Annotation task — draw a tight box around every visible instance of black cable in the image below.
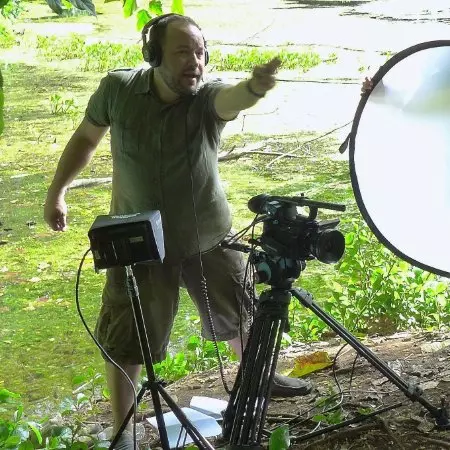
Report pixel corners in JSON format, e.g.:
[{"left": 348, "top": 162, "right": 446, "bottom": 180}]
[
  {"left": 75, "top": 248, "right": 138, "bottom": 450},
  {"left": 234, "top": 217, "right": 260, "bottom": 360},
  {"left": 348, "top": 353, "right": 360, "bottom": 394},
  {"left": 184, "top": 111, "right": 232, "bottom": 395}
]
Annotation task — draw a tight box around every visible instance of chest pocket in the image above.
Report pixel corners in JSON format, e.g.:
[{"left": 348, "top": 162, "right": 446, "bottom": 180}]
[{"left": 120, "top": 126, "right": 142, "bottom": 157}]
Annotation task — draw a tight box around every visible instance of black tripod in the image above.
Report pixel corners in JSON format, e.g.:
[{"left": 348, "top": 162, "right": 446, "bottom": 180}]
[
  {"left": 109, "top": 265, "right": 214, "bottom": 450},
  {"left": 221, "top": 257, "right": 449, "bottom": 449}
]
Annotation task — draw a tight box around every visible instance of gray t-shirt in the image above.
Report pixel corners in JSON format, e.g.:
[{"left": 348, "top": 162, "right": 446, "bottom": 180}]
[{"left": 85, "top": 68, "right": 232, "bottom": 261}]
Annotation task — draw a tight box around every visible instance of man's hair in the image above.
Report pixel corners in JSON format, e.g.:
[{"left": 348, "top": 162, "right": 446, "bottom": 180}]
[{"left": 149, "top": 15, "right": 203, "bottom": 49}]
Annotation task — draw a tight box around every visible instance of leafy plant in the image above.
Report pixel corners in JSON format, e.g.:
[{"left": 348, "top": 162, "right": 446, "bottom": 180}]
[
  {"left": 269, "top": 425, "right": 290, "bottom": 450},
  {"left": 46, "top": 0, "right": 96, "bottom": 17},
  {"left": 0, "top": 0, "right": 24, "bottom": 20},
  {"left": 83, "top": 42, "right": 142, "bottom": 72},
  {"left": 49, "top": 93, "right": 76, "bottom": 115},
  {"left": 0, "top": 23, "right": 15, "bottom": 48},
  {"left": 0, "top": 371, "right": 112, "bottom": 449},
  {"left": 112, "top": 0, "right": 184, "bottom": 30},
  {"left": 0, "top": 388, "right": 43, "bottom": 449},
  {"left": 324, "top": 219, "right": 449, "bottom": 334},
  {"left": 313, "top": 408, "right": 344, "bottom": 425},
  {"left": 153, "top": 335, "right": 237, "bottom": 382},
  {"left": 36, "top": 34, "right": 86, "bottom": 61}
]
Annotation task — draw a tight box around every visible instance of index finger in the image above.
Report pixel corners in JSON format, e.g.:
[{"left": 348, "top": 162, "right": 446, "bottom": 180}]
[{"left": 266, "top": 57, "right": 282, "bottom": 71}]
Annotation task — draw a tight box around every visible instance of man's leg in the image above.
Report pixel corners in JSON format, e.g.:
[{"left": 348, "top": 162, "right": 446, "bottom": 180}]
[
  {"left": 106, "top": 362, "right": 142, "bottom": 434},
  {"left": 227, "top": 332, "right": 312, "bottom": 397},
  {"left": 96, "top": 263, "right": 181, "bottom": 448},
  {"left": 227, "top": 335, "right": 246, "bottom": 360},
  {"left": 183, "top": 243, "right": 313, "bottom": 398}
]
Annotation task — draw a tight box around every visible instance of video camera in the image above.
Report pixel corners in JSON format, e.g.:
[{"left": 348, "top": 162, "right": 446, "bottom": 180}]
[
  {"left": 247, "top": 193, "right": 346, "bottom": 264},
  {"left": 222, "top": 193, "right": 346, "bottom": 287}
]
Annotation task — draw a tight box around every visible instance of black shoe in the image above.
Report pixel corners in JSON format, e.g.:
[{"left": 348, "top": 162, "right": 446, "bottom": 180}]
[
  {"left": 270, "top": 373, "right": 313, "bottom": 398},
  {"left": 113, "top": 431, "right": 135, "bottom": 450}
]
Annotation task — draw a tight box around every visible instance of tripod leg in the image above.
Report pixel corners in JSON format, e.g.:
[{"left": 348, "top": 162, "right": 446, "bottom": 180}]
[
  {"left": 291, "top": 287, "right": 449, "bottom": 428},
  {"left": 222, "top": 289, "right": 291, "bottom": 447}
]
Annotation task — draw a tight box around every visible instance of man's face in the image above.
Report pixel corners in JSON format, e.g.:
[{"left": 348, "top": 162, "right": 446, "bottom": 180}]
[{"left": 158, "top": 22, "right": 206, "bottom": 96}]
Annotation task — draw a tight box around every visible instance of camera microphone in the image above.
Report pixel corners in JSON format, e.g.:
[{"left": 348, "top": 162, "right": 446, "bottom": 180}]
[{"left": 248, "top": 194, "right": 272, "bottom": 214}]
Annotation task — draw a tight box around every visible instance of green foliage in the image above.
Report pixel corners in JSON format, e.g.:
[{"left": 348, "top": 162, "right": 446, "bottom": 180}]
[
  {"left": 0, "top": 389, "right": 43, "bottom": 449},
  {"left": 82, "top": 42, "right": 142, "bottom": 72},
  {"left": 0, "top": 375, "right": 110, "bottom": 449},
  {"left": 36, "top": 34, "right": 143, "bottom": 71},
  {"left": 0, "top": 0, "right": 24, "bottom": 20},
  {"left": 209, "top": 48, "right": 322, "bottom": 72},
  {"left": 49, "top": 93, "right": 76, "bottom": 115},
  {"left": 313, "top": 408, "right": 344, "bottom": 425},
  {"left": 136, "top": 9, "right": 151, "bottom": 30},
  {"left": 122, "top": 0, "right": 136, "bottom": 18},
  {"left": 0, "top": 0, "right": 95, "bottom": 19},
  {"left": 0, "top": 23, "right": 15, "bottom": 48},
  {"left": 286, "top": 219, "right": 449, "bottom": 342},
  {"left": 46, "top": 0, "right": 96, "bottom": 17},
  {"left": 0, "top": 67, "right": 3, "bottom": 136},
  {"left": 324, "top": 219, "right": 449, "bottom": 334},
  {"left": 153, "top": 335, "right": 237, "bottom": 382},
  {"left": 105, "top": 0, "right": 182, "bottom": 30},
  {"left": 35, "top": 35, "right": 325, "bottom": 74},
  {"left": 269, "top": 425, "right": 290, "bottom": 450},
  {"left": 288, "top": 307, "right": 328, "bottom": 342},
  {"left": 171, "top": 0, "right": 184, "bottom": 15},
  {"left": 36, "top": 34, "right": 86, "bottom": 61},
  {"left": 148, "top": 0, "right": 162, "bottom": 16}
]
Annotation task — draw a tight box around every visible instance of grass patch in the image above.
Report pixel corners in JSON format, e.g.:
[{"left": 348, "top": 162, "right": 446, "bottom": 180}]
[
  {"left": 36, "top": 34, "right": 143, "bottom": 72},
  {"left": 209, "top": 48, "right": 322, "bottom": 72},
  {"left": 35, "top": 34, "right": 327, "bottom": 73}
]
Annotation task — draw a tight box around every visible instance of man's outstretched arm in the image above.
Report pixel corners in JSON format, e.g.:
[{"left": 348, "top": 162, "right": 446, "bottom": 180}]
[
  {"left": 44, "top": 118, "right": 108, "bottom": 231},
  {"left": 214, "top": 57, "right": 282, "bottom": 120}
]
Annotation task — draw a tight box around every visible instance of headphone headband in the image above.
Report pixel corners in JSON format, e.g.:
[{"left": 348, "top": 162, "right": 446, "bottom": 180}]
[
  {"left": 141, "top": 13, "right": 180, "bottom": 42},
  {"left": 141, "top": 13, "right": 209, "bottom": 67}
]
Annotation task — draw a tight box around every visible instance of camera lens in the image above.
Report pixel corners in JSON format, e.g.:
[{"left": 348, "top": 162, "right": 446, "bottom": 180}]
[{"left": 311, "top": 229, "right": 345, "bottom": 264}]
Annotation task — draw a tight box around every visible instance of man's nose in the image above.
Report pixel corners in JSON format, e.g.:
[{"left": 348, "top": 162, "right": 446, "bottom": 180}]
[{"left": 188, "top": 52, "right": 201, "bottom": 66}]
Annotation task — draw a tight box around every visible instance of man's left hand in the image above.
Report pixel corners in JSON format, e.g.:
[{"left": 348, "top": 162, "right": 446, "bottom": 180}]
[{"left": 249, "top": 57, "right": 282, "bottom": 97}]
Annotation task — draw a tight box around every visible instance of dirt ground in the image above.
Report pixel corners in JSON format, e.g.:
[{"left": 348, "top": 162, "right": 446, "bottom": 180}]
[{"left": 98, "top": 330, "right": 450, "bottom": 449}]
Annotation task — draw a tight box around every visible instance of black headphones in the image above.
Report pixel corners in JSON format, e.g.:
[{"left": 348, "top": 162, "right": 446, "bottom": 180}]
[{"left": 142, "top": 13, "right": 209, "bottom": 67}]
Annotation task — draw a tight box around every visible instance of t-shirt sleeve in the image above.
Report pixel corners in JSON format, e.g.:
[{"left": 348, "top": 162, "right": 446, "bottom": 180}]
[
  {"left": 203, "top": 79, "right": 235, "bottom": 123},
  {"left": 85, "top": 75, "right": 112, "bottom": 127},
  {"left": 197, "top": 80, "right": 232, "bottom": 149}
]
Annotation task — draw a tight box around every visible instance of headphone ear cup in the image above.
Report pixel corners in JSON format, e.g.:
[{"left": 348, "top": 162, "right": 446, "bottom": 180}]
[
  {"left": 142, "top": 44, "right": 150, "bottom": 63},
  {"left": 148, "top": 42, "right": 161, "bottom": 67}
]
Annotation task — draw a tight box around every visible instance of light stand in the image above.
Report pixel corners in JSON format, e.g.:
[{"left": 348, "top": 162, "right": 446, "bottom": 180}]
[
  {"left": 87, "top": 212, "right": 213, "bottom": 450},
  {"left": 109, "top": 265, "right": 214, "bottom": 450}
]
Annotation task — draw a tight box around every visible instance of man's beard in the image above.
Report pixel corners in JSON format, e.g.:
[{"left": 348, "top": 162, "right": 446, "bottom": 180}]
[{"left": 160, "top": 68, "right": 201, "bottom": 97}]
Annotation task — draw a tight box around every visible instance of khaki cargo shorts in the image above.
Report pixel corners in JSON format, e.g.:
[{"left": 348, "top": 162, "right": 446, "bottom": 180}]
[{"left": 94, "top": 242, "right": 252, "bottom": 365}]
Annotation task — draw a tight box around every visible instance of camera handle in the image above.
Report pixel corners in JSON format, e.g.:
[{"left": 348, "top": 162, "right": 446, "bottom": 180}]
[{"left": 109, "top": 266, "right": 214, "bottom": 450}]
